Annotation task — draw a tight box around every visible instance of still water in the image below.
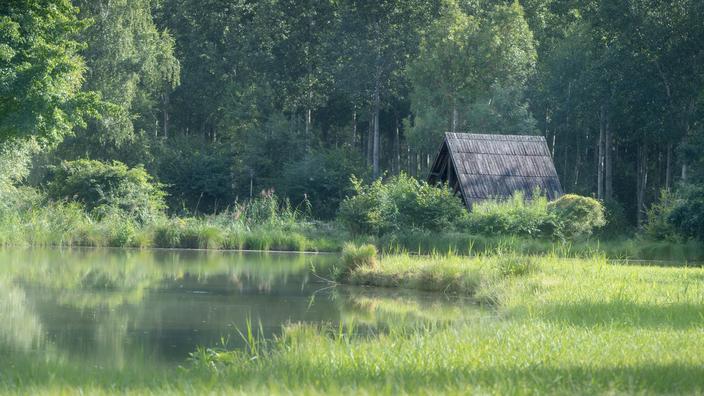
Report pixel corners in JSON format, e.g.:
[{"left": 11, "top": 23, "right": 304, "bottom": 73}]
[{"left": 0, "top": 248, "right": 473, "bottom": 370}]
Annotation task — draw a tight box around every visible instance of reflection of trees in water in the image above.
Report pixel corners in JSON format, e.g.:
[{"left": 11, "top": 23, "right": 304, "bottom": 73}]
[
  {"left": 0, "top": 248, "right": 330, "bottom": 368},
  {"left": 334, "top": 287, "right": 484, "bottom": 327},
  {"left": 0, "top": 249, "right": 317, "bottom": 308},
  {"left": 0, "top": 281, "right": 44, "bottom": 352}
]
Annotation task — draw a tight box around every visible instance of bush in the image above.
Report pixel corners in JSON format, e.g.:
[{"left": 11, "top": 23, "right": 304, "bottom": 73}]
[
  {"left": 153, "top": 137, "right": 235, "bottom": 214},
  {"left": 643, "top": 190, "right": 681, "bottom": 241},
  {"left": 338, "top": 174, "right": 466, "bottom": 235},
  {"left": 598, "top": 198, "right": 632, "bottom": 238},
  {"left": 667, "top": 184, "right": 704, "bottom": 241},
  {"left": 547, "top": 194, "right": 606, "bottom": 239},
  {"left": 277, "top": 147, "right": 369, "bottom": 219},
  {"left": 462, "top": 191, "right": 559, "bottom": 239},
  {"left": 47, "top": 160, "right": 166, "bottom": 223}
]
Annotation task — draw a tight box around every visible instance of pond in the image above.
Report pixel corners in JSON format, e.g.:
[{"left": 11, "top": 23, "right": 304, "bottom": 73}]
[{"left": 0, "top": 248, "right": 477, "bottom": 371}]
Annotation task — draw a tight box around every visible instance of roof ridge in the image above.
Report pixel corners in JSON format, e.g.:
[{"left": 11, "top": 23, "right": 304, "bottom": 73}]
[{"left": 445, "top": 132, "right": 545, "bottom": 141}]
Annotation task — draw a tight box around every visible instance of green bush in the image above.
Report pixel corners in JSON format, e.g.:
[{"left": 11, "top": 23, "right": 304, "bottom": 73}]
[
  {"left": 277, "top": 147, "right": 370, "bottom": 219},
  {"left": 547, "top": 194, "right": 606, "bottom": 239},
  {"left": 462, "top": 191, "right": 559, "bottom": 239},
  {"left": 667, "top": 184, "right": 704, "bottom": 241},
  {"left": 47, "top": 160, "right": 166, "bottom": 223},
  {"left": 644, "top": 190, "right": 681, "bottom": 241},
  {"left": 598, "top": 198, "right": 632, "bottom": 237},
  {"left": 338, "top": 174, "right": 466, "bottom": 235}
]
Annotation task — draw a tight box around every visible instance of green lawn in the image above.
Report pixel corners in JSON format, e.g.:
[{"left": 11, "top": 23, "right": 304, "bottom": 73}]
[{"left": 2, "top": 254, "right": 703, "bottom": 395}]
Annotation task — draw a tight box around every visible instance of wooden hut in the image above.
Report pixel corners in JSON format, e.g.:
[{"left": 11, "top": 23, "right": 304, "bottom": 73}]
[{"left": 428, "top": 132, "right": 563, "bottom": 209}]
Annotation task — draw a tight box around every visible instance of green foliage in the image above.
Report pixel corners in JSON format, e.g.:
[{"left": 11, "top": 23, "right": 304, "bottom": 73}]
[
  {"left": 277, "top": 147, "right": 369, "bottom": 219},
  {"left": 154, "top": 138, "right": 234, "bottom": 214},
  {"left": 667, "top": 185, "right": 704, "bottom": 241},
  {"left": 337, "top": 243, "right": 377, "bottom": 280},
  {"left": 547, "top": 194, "right": 606, "bottom": 239},
  {"left": 463, "top": 192, "right": 558, "bottom": 239},
  {"left": 0, "top": 0, "right": 100, "bottom": 144},
  {"left": 338, "top": 174, "right": 466, "bottom": 235},
  {"left": 644, "top": 190, "right": 681, "bottom": 241},
  {"left": 57, "top": 0, "right": 180, "bottom": 157},
  {"left": 406, "top": 0, "right": 537, "bottom": 154},
  {"left": 598, "top": 198, "right": 632, "bottom": 237},
  {"left": 47, "top": 160, "right": 166, "bottom": 223}
]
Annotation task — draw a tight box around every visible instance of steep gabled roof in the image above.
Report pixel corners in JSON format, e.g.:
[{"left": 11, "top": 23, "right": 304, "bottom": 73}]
[{"left": 429, "top": 132, "right": 563, "bottom": 207}]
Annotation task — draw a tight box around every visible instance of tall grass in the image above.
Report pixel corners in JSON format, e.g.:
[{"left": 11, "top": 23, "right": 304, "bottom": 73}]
[
  {"left": 378, "top": 230, "right": 704, "bottom": 262},
  {"left": 0, "top": 196, "right": 346, "bottom": 252},
  {"left": 335, "top": 243, "right": 377, "bottom": 279},
  {"left": 341, "top": 248, "right": 537, "bottom": 303}
]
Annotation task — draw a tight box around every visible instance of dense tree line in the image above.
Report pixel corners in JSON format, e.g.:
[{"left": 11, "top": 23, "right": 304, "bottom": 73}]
[{"left": 1, "top": 0, "right": 703, "bottom": 227}]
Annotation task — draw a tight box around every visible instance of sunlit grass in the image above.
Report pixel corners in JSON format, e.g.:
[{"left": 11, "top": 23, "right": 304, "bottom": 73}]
[
  {"left": 182, "top": 255, "right": 704, "bottom": 395},
  {"left": 0, "top": 251, "right": 703, "bottom": 394}
]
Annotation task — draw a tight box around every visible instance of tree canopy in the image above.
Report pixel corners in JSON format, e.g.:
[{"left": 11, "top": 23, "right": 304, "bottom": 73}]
[{"left": 1, "top": 0, "right": 703, "bottom": 228}]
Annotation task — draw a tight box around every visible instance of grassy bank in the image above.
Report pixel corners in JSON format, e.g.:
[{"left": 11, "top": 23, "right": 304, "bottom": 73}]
[
  {"left": 0, "top": 201, "right": 701, "bottom": 260},
  {"left": 187, "top": 254, "right": 704, "bottom": 394},
  {"left": 0, "top": 202, "right": 345, "bottom": 252},
  {"left": 378, "top": 231, "right": 704, "bottom": 262},
  {"left": 3, "top": 253, "right": 702, "bottom": 394}
]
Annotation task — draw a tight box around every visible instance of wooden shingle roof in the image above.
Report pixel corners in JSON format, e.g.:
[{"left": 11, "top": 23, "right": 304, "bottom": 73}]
[{"left": 429, "top": 132, "right": 563, "bottom": 208}]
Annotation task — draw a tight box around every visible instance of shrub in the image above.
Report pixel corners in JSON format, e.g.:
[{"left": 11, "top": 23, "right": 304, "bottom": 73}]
[
  {"left": 277, "top": 147, "right": 370, "bottom": 219},
  {"left": 462, "top": 191, "right": 559, "bottom": 239},
  {"left": 47, "top": 160, "right": 166, "bottom": 223},
  {"left": 153, "top": 137, "right": 235, "bottom": 214},
  {"left": 547, "top": 194, "right": 606, "bottom": 239},
  {"left": 667, "top": 184, "right": 704, "bottom": 241},
  {"left": 338, "top": 174, "right": 466, "bottom": 235},
  {"left": 643, "top": 190, "right": 681, "bottom": 241},
  {"left": 598, "top": 198, "right": 632, "bottom": 237}
]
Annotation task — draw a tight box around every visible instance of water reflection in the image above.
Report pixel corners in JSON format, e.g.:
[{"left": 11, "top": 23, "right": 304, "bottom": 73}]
[{"left": 0, "top": 248, "right": 477, "bottom": 369}]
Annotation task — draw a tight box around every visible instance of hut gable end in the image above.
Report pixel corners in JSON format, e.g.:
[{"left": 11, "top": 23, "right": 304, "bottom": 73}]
[{"left": 428, "top": 132, "right": 563, "bottom": 209}]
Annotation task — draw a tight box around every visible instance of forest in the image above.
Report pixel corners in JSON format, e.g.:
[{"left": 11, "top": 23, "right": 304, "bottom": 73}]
[
  {"left": 2, "top": 1, "right": 704, "bottom": 394},
  {"left": 1, "top": 0, "right": 703, "bottom": 232}
]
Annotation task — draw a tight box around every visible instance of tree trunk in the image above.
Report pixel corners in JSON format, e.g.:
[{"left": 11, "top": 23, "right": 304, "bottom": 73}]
[
  {"left": 372, "top": 86, "right": 381, "bottom": 179},
  {"left": 394, "top": 116, "right": 400, "bottom": 175},
  {"left": 665, "top": 142, "right": 672, "bottom": 190},
  {"left": 597, "top": 105, "right": 605, "bottom": 200},
  {"left": 305, "top": 107, "right": 311, "bottom": 147},
  {"left": 637, "top": 144, "right": 649, "bottom": 227},
  {"left": 366, "top": 113, "right": 373, "bottom": 166},
  {"left": 605, "top": 111, "right": 613, "bottom": 201},
  {"left": 451, "top": 105, "right": 458, "bottom": 133},
  {"left": 352, "top": 109, "right": 357, "bottom": 147},
  {"left": 162, "top": 91, "right": 169, "bottom": 140},
  {"left": 682, "top": 164, "right": 688, "bottom": 182}
]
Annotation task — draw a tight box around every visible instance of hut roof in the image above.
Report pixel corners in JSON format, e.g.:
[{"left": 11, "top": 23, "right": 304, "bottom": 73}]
[{"left": 428, "top": 132, "right": 563, "bottom": 208}]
